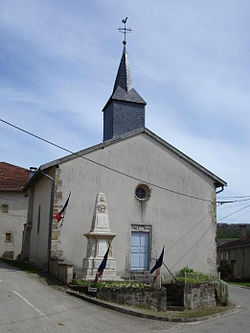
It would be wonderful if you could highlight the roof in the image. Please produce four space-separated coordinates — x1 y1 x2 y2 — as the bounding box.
217 236 250 250
23 127 227 190
103 46 146 110
0 162 30 191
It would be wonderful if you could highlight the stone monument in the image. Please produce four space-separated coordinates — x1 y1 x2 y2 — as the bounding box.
82 193 118 280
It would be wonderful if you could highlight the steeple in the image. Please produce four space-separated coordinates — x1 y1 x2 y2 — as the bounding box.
110 45 146 105
103 18 146 142
113 45 132 93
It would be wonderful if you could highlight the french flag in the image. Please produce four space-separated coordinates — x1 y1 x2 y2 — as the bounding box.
56 192 71 222
94 245 110 283
150 247 164 283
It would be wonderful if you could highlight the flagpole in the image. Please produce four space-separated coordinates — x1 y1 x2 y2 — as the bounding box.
162 261 176 282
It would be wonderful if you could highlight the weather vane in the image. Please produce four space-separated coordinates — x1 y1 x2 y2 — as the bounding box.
118 17 132 45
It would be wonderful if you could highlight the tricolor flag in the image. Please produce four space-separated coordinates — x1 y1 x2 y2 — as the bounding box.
94 245 110 283
150 247 164 283
56 192 71 223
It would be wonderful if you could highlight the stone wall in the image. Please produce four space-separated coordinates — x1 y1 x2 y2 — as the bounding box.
50 167 63 260
98 287 167 311
49 258 73 284
184 283 216 309
70 282 220 310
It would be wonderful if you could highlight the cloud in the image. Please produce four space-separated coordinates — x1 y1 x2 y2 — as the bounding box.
0 0 249 223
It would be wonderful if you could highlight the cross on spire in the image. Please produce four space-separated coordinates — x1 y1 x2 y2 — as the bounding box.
118 17 132 45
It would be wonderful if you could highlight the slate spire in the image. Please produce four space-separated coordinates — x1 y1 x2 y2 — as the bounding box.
102 19 146 141
109 45 146 105
113 45 132 93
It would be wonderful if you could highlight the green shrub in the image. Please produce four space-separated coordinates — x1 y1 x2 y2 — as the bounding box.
178 266 194 276
218 260 233 280
175 267 212 284
71 280 148 289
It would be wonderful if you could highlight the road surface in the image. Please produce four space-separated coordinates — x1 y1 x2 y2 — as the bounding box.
0 261 249 332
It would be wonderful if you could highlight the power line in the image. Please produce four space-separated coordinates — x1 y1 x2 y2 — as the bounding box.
0 117 212 203
217 204 250 222
166 213 210 252
218 195 250 199
220 208 250 222
218 201 250 210
217 198 250 205
170 224 213 270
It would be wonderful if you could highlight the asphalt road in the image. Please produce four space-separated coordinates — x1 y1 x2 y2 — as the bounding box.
0 261 249 333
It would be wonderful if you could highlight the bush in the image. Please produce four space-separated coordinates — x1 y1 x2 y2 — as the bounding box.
178 266 194 276
218 260 233 280
175 266 212 284
71 280 148 290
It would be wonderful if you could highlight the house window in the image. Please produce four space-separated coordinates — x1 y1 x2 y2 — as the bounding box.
135 184 151 201
37 205 41 234
1 204 9 214
4 233 12 243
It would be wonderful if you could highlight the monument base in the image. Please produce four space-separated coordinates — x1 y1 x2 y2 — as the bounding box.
82 257 120 281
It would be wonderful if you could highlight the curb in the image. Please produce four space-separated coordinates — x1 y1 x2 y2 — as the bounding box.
66 290 237 323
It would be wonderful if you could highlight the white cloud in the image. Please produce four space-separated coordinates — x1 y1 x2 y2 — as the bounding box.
0 0 249 222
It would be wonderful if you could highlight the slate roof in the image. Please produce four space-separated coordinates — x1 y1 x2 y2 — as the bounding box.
23 127 227 190
0 162 29 191
217 236 250 250
103 46 146 110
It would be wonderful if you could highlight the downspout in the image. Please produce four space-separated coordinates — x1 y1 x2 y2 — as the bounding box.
216 186 224 195
41 171 54 274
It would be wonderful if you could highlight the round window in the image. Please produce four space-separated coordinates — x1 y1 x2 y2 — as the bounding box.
135 184 151 201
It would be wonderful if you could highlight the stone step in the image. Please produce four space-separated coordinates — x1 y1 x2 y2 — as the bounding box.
166 305 185 311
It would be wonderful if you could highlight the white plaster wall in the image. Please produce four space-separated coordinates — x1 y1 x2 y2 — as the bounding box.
55 133 217 275
29 175 51 270
0 191 28 258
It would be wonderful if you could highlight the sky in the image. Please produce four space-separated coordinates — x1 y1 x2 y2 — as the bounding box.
0 0 250 224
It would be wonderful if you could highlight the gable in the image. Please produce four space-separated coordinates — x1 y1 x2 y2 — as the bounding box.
24 128 226 190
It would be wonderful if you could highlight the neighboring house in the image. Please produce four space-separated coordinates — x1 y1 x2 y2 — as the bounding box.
0 162 29 259
217 229 250 279
22 43 226 280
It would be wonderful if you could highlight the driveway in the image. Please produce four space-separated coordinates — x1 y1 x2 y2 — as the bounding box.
0 261 249 333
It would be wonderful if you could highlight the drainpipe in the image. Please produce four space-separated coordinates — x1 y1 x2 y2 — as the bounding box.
41 171 54 274
216 186 224 195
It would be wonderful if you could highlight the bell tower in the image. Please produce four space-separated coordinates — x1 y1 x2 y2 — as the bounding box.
102 18 146 141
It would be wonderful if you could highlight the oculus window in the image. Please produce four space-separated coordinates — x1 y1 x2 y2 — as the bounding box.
135 184 151 201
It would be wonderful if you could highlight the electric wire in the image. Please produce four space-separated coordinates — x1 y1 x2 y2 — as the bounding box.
218 195 250 199
170 224 213 271
165 212 210 253
217 200 250 210
217 198 250 205
0 117 212 203
217 204 250 222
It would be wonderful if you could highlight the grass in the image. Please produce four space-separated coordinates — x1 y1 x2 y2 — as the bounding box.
108 302 234 319
229 281 250 287
179 305 233 318
217 238 240 241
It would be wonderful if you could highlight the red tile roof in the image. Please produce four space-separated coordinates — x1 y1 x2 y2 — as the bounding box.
0 162 30 191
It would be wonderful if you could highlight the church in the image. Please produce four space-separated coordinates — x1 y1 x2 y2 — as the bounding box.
22 31 226 282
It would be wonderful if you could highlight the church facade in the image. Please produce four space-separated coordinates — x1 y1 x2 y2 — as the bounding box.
23 43 226 280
